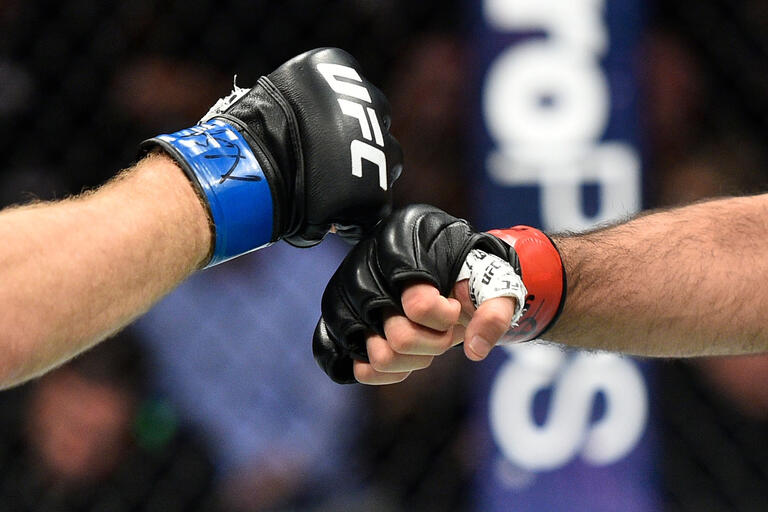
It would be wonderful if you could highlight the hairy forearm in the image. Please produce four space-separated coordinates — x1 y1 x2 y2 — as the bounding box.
0 153 211 388
546 195 768 356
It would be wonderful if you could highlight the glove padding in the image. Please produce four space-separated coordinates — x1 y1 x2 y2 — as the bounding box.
238 48 403 246
313 204 519 383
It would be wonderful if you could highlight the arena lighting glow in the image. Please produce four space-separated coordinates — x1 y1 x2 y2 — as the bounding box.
472 1 657 510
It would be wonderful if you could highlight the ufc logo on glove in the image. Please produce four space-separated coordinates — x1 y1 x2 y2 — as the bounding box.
317 63 388 191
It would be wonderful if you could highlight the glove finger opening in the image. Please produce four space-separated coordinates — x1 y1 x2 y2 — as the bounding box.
312 318 357 384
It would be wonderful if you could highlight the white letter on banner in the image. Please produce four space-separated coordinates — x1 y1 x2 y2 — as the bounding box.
483 42 609 149
489 344 648 471
482 0 646 480
484 0 607 55
539 142 641 231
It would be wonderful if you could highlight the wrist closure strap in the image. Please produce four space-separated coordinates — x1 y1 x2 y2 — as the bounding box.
143 119 274 267
488 226 566 342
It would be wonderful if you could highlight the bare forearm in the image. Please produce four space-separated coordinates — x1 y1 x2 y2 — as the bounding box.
0 153 211 387
547 195 768 356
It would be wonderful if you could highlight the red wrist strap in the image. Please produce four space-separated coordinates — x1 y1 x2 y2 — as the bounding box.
488 226 566 342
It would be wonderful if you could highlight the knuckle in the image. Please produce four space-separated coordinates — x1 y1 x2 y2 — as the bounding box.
369 346 394 372
390 333 415 354
385 319 415 353
485 308 511 332
403 293 435 324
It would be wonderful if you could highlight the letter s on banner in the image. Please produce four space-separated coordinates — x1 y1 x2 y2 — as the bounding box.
489 344 648 471
474 0 655 505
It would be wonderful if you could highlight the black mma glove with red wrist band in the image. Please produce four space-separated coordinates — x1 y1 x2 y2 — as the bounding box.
313 204 566 384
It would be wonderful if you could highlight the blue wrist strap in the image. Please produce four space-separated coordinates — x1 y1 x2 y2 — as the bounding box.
155 119 274 267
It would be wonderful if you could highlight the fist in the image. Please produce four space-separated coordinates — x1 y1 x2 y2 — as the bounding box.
143 48 403 265
231 48 403 246
313 204 566 384
313 204 516 383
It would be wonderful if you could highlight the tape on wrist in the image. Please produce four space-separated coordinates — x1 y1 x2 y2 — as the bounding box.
488 226 566 342
148 119 274 267
456 249 527 326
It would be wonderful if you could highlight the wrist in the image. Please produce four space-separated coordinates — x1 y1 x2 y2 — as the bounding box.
123 153 214 270
142 119 275 266
488 226 567 342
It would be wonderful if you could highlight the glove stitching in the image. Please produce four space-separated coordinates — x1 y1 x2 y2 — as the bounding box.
411 214 423 270
365 241 399 332
334 275 372 359
369 258 394 302
428 219 470 295
256 77 306 238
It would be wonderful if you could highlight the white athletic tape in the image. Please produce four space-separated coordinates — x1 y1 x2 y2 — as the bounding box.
200 76 251 123
456 249 527 327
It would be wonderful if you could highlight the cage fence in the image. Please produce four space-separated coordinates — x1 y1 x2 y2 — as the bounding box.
1 0 768 511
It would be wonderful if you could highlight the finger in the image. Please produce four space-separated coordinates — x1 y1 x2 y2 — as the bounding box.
464 296 517 361
451 324 466 347
401 283 461 331
366 334 435 373
384 314 457 355
451 279 475 326
353 360 411 385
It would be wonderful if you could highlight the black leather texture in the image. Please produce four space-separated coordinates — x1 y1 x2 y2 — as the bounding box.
144 47 402 246
313 204 517 384
231 47 402 245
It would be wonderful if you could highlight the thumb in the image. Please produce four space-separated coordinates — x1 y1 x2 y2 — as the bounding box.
463 297 517 361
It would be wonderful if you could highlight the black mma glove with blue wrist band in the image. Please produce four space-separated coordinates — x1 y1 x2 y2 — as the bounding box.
142 48 403 266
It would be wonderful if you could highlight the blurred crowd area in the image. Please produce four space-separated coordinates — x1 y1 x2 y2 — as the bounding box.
647 2 768 510
0 0 768 511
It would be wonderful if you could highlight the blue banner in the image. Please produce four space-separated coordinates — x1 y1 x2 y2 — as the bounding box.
468 1 661 510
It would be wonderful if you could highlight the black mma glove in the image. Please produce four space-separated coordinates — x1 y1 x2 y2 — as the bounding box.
313 204 518 384
142 48 403 266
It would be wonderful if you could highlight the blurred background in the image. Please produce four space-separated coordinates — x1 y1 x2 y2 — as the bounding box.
1 0 768 511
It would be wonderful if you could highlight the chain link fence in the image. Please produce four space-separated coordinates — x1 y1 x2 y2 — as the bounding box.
650 1 768 511
2 0 768 511
0 2 471 511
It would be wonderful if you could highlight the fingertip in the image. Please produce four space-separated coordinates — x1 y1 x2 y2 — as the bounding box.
401 282 459 331
451 279 475 317
465 334 493 361
464 344 482 361
451 324 466 347
463 297 516 361
353 360 412 385
447 296 461 308
446 297 462 323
